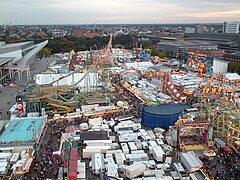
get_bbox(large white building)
[223,22,239,34]
[0,40,48,84]
[213,59,229,74]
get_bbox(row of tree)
[45,35,136,54]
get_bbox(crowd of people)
[201,147,240,180]
[25,121,79,179]
[22,76,145,179]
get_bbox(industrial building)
[157,41,217,57]
[186,33,240,49]
[223,21,240,34]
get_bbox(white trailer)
[143,169,165,177]
[90,153,105,175]
[165,157,172,165]
[133,160,156,169]
[84,140,112,146]
[114,120,141,132]
[128,142,137,152]
[156,139,164,146]
[117,130,134,135]
[77,161,86,179]
[121,143,129,154]
[0,153,12,161]
[142,142,148,150]
[114,151,126,166]
[155,133,164,139]
[83,149,101,159]
[139,129,151,141]
[0,162,9,176]
[91,124,111,132]
[147,130,156,140]
[105,157,119,178]
[119,133,138,142]
[134,139,143,150]
[10,153,19,164]
[148,141,165,162]
[131,150,145,154]
[124,163,146,179]
[85,146,110,154]
[125,153,149,162]
[106,150,122,156]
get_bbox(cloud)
[0,0,239,24]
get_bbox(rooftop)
[143,103,191,115]
[0,117,45,143]
[0,57,14,66]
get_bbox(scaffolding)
[197,94,240,147]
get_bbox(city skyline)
[0,0,240,25]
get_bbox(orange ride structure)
[198,62,205,77]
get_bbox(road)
[0,56,57,120]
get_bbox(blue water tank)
[142,103,190,130]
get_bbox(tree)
[39,47,52,58]
[158,52,166,59]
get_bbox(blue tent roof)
[0,117,45,143]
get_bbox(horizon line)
[0,22,226,26]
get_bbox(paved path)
[0,56,57,120]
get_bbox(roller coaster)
[23,35,118,115]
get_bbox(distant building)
[195,24,203,34]
[0,40,48,84]
[223,53,240,63]
[185,27,195,34]
[188,49,225,59]
[74,29,85,37]
[73,29,99,38]
[157,41,217,57]
[223,22,239,34]
[213,59,229,74]
[185,33,240,49]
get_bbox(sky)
[0,0,240,25]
